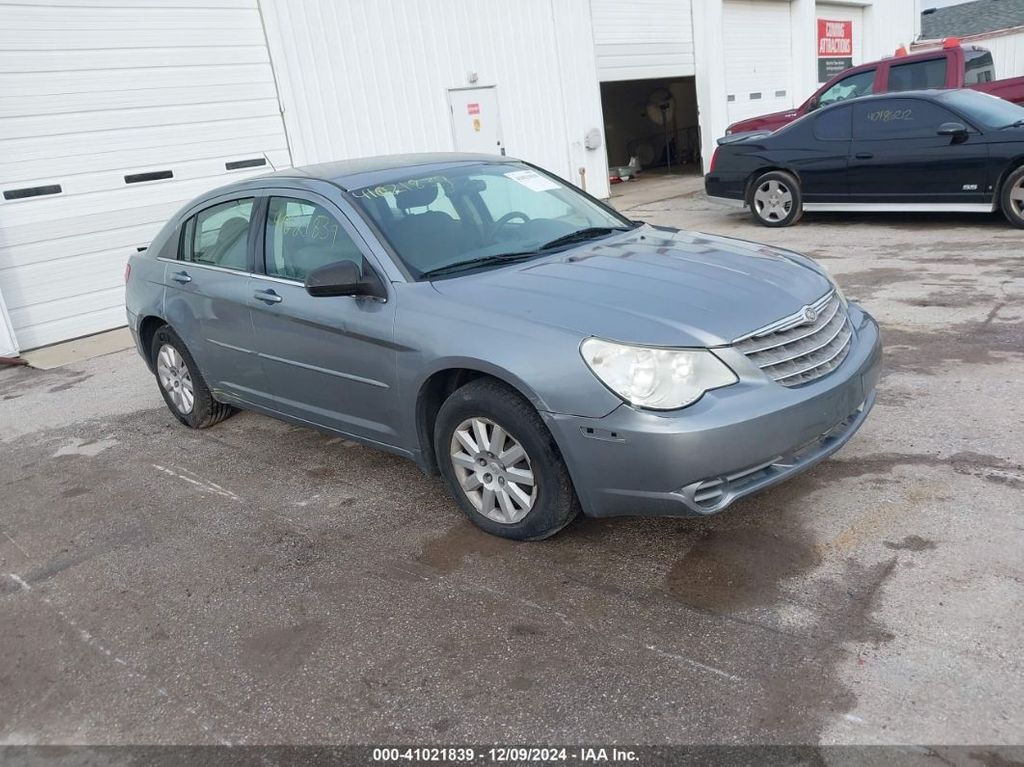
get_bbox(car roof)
[260,152,513,190]
[191,152,521,202]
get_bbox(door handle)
[254,288,283,305]
[171,270,192,284]
[854,152,874,160]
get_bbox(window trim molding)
[176,196,257,273]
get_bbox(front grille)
[734,290,852,387]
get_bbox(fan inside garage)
[645,87,676,171]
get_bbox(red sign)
[467,102,480,115]
[818,19,852,57]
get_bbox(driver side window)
[264,197,367,282]
[818,69,876,108]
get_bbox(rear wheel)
[151,326,235,429]
[434,378,580,540]
[999,165,1024,228]
[749,170,802,227]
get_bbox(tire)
[434,378,580,541]
[749,170,803,227]
[999,165,1024,228]
[150,326,235,429]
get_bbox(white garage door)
[0,0,291,351]
[723,0,794,124]
[591,0,695,81]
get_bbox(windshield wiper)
[537,226,633,251]
[420,251,541,279]
[998,119,1024,129]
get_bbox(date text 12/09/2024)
[372,747,640,763]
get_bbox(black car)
[705,88,1024,228]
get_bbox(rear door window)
[852,99,960,140]
[887,58,947,92]
[181,198,254,271]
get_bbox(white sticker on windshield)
[504,170,559,192]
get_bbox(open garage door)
[723,0,794,125]
[0,0,291,351]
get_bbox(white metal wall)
[259,0,610,199]
[0,0,291,351]
[591,0,695,81]
[983,29,1024,78]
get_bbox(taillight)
[709,147,720,173]
[124,263,132,283]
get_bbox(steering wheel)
[488,211,531,241]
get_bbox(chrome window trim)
[251,272,304,287]
[156,256,250,276]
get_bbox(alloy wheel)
[156,344,195,415]
[753,179,792,223]
[1010,177,1024,218]
[449,417,536,524]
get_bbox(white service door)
[448,87,504,157]
[0,1,291,350]
[723,0,795,124]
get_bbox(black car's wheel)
[150,326,235,429]
[999,165,1024,228]
[749,170,803,227]
[434,378,580,540]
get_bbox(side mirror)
[937,122,969,143]
[304,260,385,299]
[806,97,820,113]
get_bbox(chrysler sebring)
[126,154,881,539]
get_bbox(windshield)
[939,89,1024,128]
[349,162,631,279]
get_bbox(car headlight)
[580,338,738,410]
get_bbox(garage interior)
[599,77,702,182]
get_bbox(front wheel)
[434,378,580,540]
[749,170,803,227]
[1000,165,1024,228]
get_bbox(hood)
[727,108,798,134]
[431,227,833,347]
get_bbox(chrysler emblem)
[803,306,817,323]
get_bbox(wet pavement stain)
[416,521,518,574]
[904,288,998,309]
[47,374,93,393]
[882,316,1024,374]
[884,535,937,552]
[666,525,821,612]
[785,451,1024,492]
[837,267,934,301]
[241,621,327,672]
[660,497,900,740]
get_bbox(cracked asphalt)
[1,175,1022,749]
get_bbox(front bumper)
[543,304,882,518]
